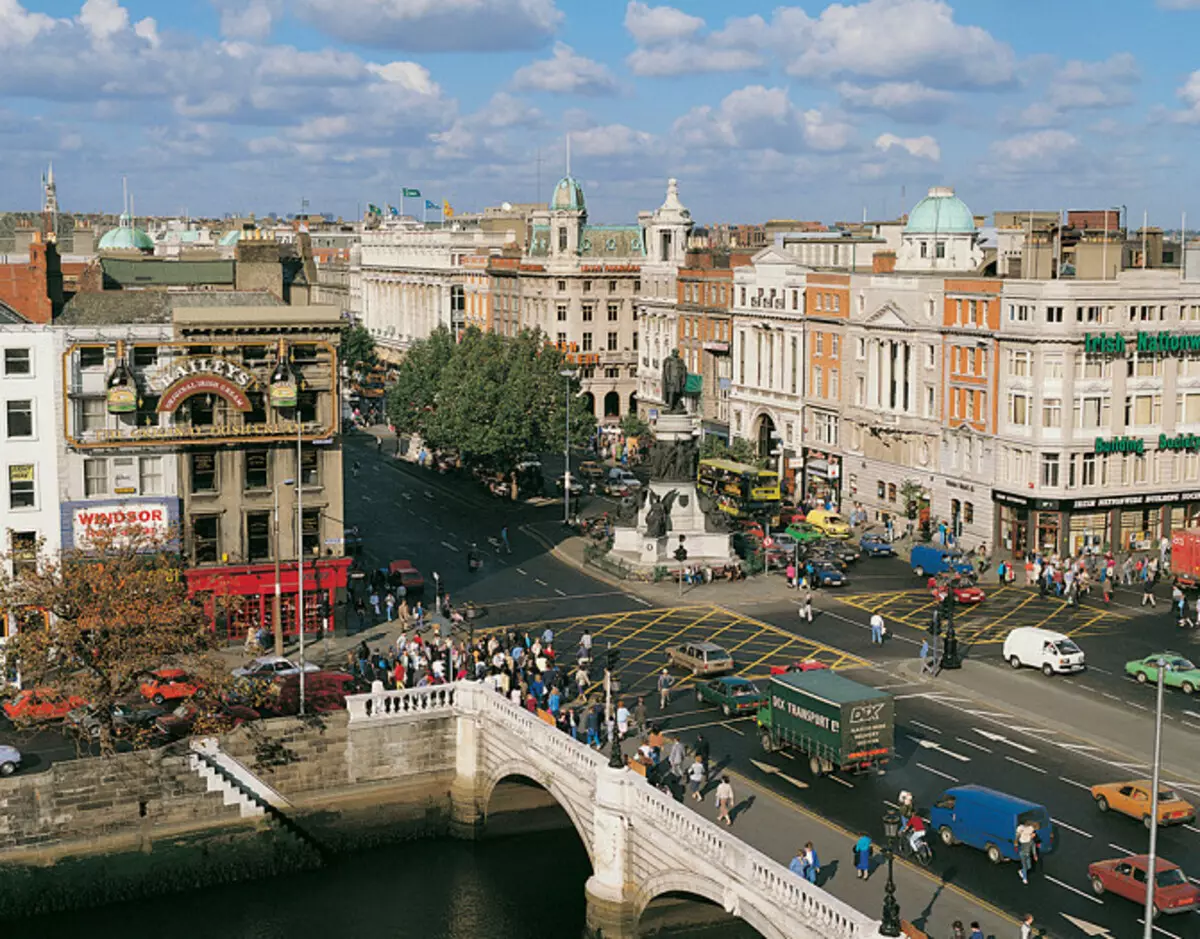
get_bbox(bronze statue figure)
[661,348,687,414]
[644,488,678,538]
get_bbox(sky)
[4,0,1200,227]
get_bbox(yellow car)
[1091,779,1196,829]
[804,509,852,539]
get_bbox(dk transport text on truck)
[756,670,894,778]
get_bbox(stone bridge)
[346,683,885,939]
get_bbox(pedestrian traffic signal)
[674,546,688,562]
[605,646,621,672]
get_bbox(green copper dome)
[550,175,586,211]
[98,213,154,251]
[905,186,976,234]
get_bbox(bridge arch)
[480,761,596,868]
[634,870,786,939]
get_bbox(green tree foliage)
[386,327,596,470]
[699,435,762,466]
[619,414,652,439]
[339,324,377,376]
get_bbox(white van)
[1002,627,1086,676]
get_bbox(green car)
[784,522,824,543]
[695,676,767,717]
[1124,654,1200,694]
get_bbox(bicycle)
[896,833,933,867]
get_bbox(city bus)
[696,458,782,520]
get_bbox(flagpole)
[400,191,404,219]
[1183,211,1188,282]
[422,201,427,225]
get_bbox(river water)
[14,829,591,939]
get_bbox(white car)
[232,656,321,679]
[0,743,21,776]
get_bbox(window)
[888,483,897,503]
[246,512,271,563]
[1008,350,1031,377]
[302,507,321,557]
[1008,304,1030,323]
[1127,353,1160,378]
[189,396,214,427]
[1042,398,1062,427]
[245,450,269,490]
[1041,452,1060,487]
[935,241,946,259]
[191,452,217,493]
[830,368,840,399]
[607,303,619,321]
[6,400,32,438]
[1008,393,1030,426]
[1075,353,1108,380]
[300,447,320,486]
[582,332,593,352]
[297,392,317,424]
[192,516,219,565]
[925,385,935,417]
[814,411,839,446]
[556,303,567,322]
[967,299,978,325]
[557,227,567,252]
[925,344,935,368]
[1178,394,1200,425]
[812,365,823,396]
[1076,305,1104,324]
[1044,354,1064,379]
[556,331,567,347]
[856,337,866,360]
[604,366,619,378]
[1124,394,1161,427]
[966,391,977,421]
[83,458,107,496]
[9,531,37,577]
[855,376,866,406]
[607,280,617,293]
[920,241,928,258]
[1074,395,1110,429]
[78,347,105,369]
[632,333,639,351]
[604,331,617,353]
[8,464,34,509]
[583,280,592,294]
[139,456,163,495]
[877,480,886,499]
[582,303,593,322]
[3,348,31,375]
[1046,306,1063,323]
[80,397,105,432]
[1081,452,1097,487]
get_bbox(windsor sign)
[1085,332,1200,356]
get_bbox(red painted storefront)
[185,557,352,639]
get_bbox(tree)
[700,435,762,467]
[900,478,927,519]
[339,324,377,377]
[385,326,456,439]
[619,414,652,439]
[0,527,234,754]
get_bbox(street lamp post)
[560,368,576,525]
[880,810,903,938]
[1143,656,1167,938]
[272,478,296,657]
[296,420,306,717]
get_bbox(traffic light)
[928,611,942,637]
[674,545,688,562]
[605,645,621,672]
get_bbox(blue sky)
[4,0,1200,227]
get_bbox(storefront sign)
[1084,331,1200,357]
[993,488,1200,512]
[160,375,253,413]
[150,356,255,394]
[1159,433,1200,451]
[1094,436,1145,455]
[83,419,328,446]
[62,498,181,551]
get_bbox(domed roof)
[550,175,586,212]
[98,213,154,251]
[905,186,976,235]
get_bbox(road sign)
[324,538,345,545]
[763,537,775,548]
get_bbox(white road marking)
[910,719,942,734]
[441,541,459,552]
[1011,725,1053,734]
[1124,700,1150,711]
[826,774,855,789]
[915,762,959,782]
[554,588,567,597]
[1051,817,1093,838]
[721,722,746,736]
[1185,710,1200,721]
[633,595,652,607]
[955,737,992,754]
[907,736,971,763]
[1108,842,1135,855]
[516,568,528,575]
[535,578,549,586]
[1136,919,1184,939]
[1005,755,1047,774]
[1184,824,1200,835]
[964,709,1012,721]
[1045,874,1103,904]
[1059,743,1102,753]
[1059,776,1093,792]
[923,693,971,703]
[974,729,1037,753]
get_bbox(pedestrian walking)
[853,833,872,879]
[1015,819,1038,885]
[799,841,819,883]
[919,638,934,674]
[714,775,735,825]
[870,611,885,645]
[1019,914,1034,939]
[385,592,396,622]
[786,562,796,588]
[369,590,381,618]
[1102,575,1112,604]
[657,669,673,709]
[615,699,630,739]
[693,732,710,780]
[969,923,984,939]
[634,696,647,733]
[668,737,685,778]
[801,591,814,623]
[687,756,706,801]
[1142,576,1156,607]
[951,922,966,939]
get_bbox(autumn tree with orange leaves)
[0,524,233,753]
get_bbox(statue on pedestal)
[644,489,678,538]
[662,348,687,414]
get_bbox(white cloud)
[511,43,618,96]
[991,129,1078,164]
[291,114,353,140]
[294,0,563,51]
[623,2,703,45]
[627,44,764,77]
[79,0,128,43]
[771,0,1014,89]
[874,132,940,161]
[837,81,954,121]
[673,84,854,154]
[570,123,656,158]
[1018,53,1139,125]
[430,92,543,160]
[0,0,57,48]
[1170,70,1200,123]
[133,16,158,48]
[213,0,281,41]
[366,61,439,96]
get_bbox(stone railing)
[345,684,457,722]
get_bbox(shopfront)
[801,447,842,508]
[185,557,352,640]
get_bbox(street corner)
[834,584,1129,645]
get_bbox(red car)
[139,668,205,706]
[155,702,259,741]
[769,660,830,676]
[388,559,424,594]
[1088,855,1200,917]
[929,577,985,605]
[3,688,88,722]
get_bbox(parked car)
[155,702,260,741]
[784,522,825,543]
[0,743,22,776]
[232,655,322,680]
[1124,654,1200,694]
[809,539,860,565]
[768,660,829,676]
[556,473,583,496]
[578,461,605,482]
[1091,780,1196,828]
[859,533,896,557]
[930,785,1056,865]
[695,677,766,717]
[1087,855,1200,917]
[260,670,355,716]
[667,641,734,676]
[910,544,975,579]
[1002,627,1086,676]
[139,668,205,706]
[3,687,88,723]
[930,577,985,605]
[811,560,847,587]
[804,509,852,539]
[66,699,166,739]
[388,559,425,594]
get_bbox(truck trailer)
[757,669,894,777]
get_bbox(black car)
[808,540,860,565]
[66,699,166,739]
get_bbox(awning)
[684,373,703,394]
[806,459,831,478]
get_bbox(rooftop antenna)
[122,175,128,217]
[566,133,571,177]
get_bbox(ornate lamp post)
[880,810,903,937]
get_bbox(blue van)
[930,785,1056,864]
[910,544,975,579]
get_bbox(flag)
[387,204,398,216]
[443,200,454,218]
[402,188,421,198]
[425,200,438,210]
[367,203,382,216]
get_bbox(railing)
[345,684,458,722]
